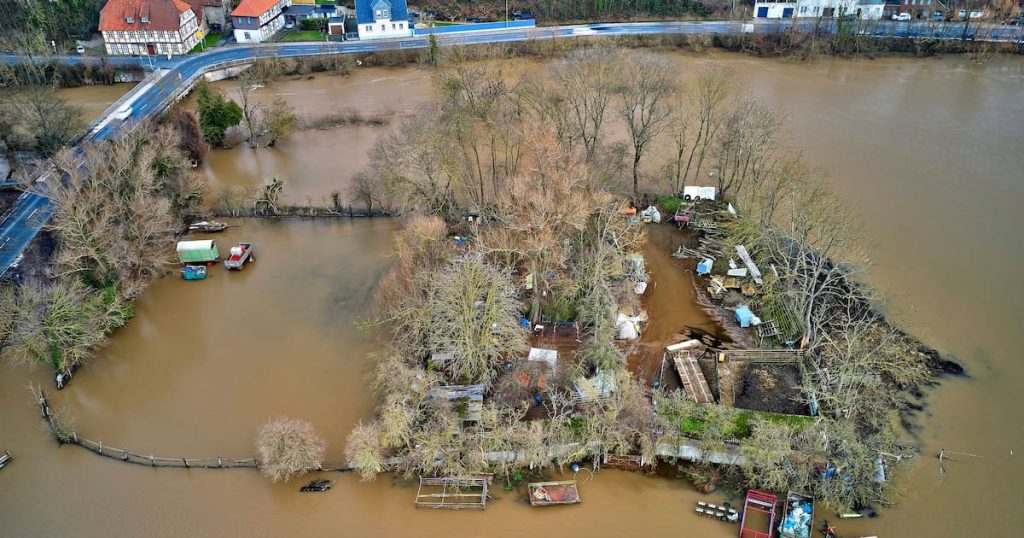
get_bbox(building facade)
[355,0,412,40]
[185,0,229,32]
[754,0,883,19]
[100,0,201,56]
[231,0,290,43]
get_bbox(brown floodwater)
[56,83,136,124]
[3,52,1024,536]
[199,69,434,202]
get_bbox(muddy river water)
[3,52,1023,536]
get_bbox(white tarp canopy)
[641,206,662,223]
[615,312,644,340]
[575,370,618,402]
[683,186,716,200]
[527,347,558,370]
[176,240,215,252]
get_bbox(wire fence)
[33,389,351,472]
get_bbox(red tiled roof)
[230,0,281,17]
[99,0,193,32]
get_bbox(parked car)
[1007,15,1024,25]
[285,20,295,29]
[892,13,912,21]
[465,16,485,23]
[75,44,85,54]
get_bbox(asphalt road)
[1,19,1021,277]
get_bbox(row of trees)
[351,47,793,213]
[0,125,204,375]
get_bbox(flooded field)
[4,51,1022,536]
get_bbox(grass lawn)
[314,0,335,4]
[188,32,222,53]
[430,21,459,27]
[281,31,327,42]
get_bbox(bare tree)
[419,256,526,387]
[617,51,675,194]
[477,126,608,322]
[551,47,620,161]
[713,97,784,201]
[682,66,734,190]
[256,417,327,483]
[264,96,297,146]
[0,279,113,374]
[236,74,264,148]
[346,421,385,481]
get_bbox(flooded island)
[2,3,1024,538]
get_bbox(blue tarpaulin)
[735,306,755,328]
[696,258,713,275]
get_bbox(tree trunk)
[632,149,642,195]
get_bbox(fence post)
[150,455,155,467]
[217,456,222,468]
[123,449,129,461]
[183,458,189,468]
[97,441,102,454]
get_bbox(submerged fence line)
[32,389,743,475]
[33,389,352,472]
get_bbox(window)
[380,24,385,30]
[126,16,134,23]
[141,16,149,23]
[399,23,403,29]
[391,23,396,29]
[365,25,371,31]
[244,31,251,39]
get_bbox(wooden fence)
[33,389,351,472]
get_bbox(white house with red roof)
[99,0,201,56]
[230,0,291,43]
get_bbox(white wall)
[795,0,861,17]
[357,17,411,39]
[753,2,797,19]
[233,15,285,43]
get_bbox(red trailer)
[739,489,778,538]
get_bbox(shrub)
[657,195,683,216]
[256,417,326,483]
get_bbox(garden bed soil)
[732,363,808,416]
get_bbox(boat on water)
[779,492,814,538]
[739,489,778,538]
[224,242,254,270]
[528,480,580,506]
[188,221,229,233]
[299,479,333,492]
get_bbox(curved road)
[1,19,1021,276]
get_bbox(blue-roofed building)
[355,0,412,40]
